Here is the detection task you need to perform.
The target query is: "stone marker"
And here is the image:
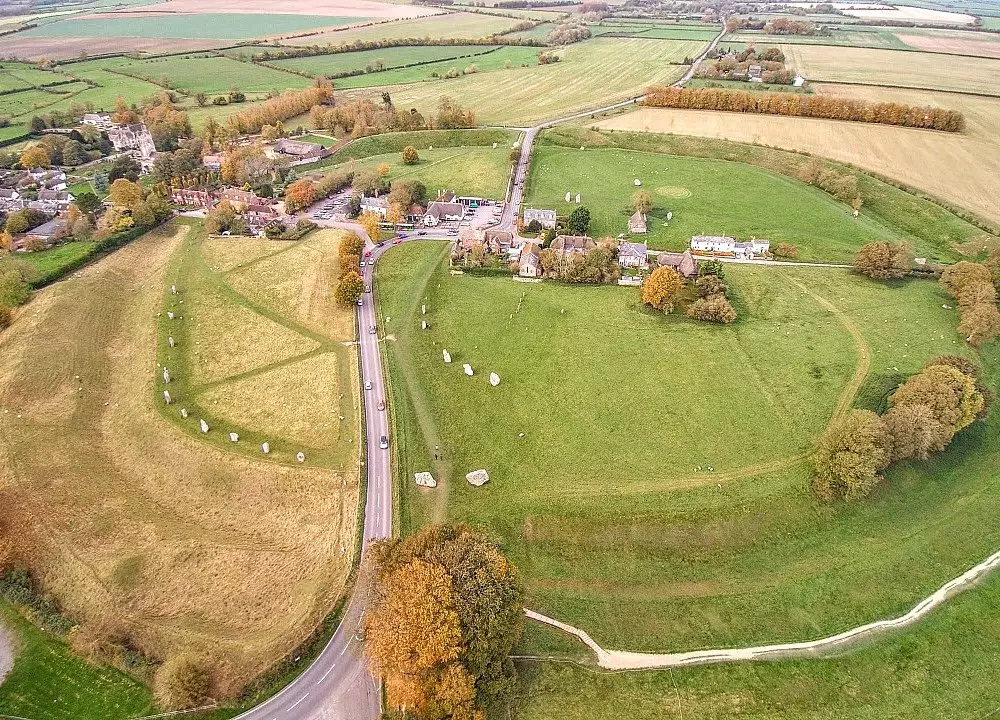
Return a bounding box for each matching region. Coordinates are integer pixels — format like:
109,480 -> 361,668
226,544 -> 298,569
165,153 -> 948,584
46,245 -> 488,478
443,349 -> 452,363
492,142 -> 498,149
666,211 -> 673,222
180,408 -> 188,419
163,390 -> 172,405
463,364 -> 474,376
167,311 -> 174,320
466,469 -> 490,487
168,336 -> 175,348
422,304 -> 426,315
199,419 -> 209,433
171,284 -> 177,295
163,368 -> 171,384
489,372 -> 501,387
575,193 -> 581,204
229,432 -> 239,442
634,179 -> 642,186
262,442 -> 270,454
414,471 -> 437,488
296,452 -> 306,463
565,191 -> 571,203
421,320 -> 428,330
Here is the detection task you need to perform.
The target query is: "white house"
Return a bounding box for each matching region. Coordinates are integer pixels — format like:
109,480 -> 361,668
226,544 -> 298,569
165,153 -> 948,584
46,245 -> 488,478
690,236 -> 769,259
518,243 -> 541,278
360,195 -> 389,218
523,208 -> 556,229
423,201 -> 465,226
618,241 -> 648,270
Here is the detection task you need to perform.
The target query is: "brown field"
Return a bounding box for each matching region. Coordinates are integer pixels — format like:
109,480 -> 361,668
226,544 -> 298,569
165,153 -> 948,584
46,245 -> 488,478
108,0 -> 437,18
897,30 -> 1000,59
283,11 -> 513,45
0,36 -> 226,60
782,44 -> 1000,96
0,223 -> 360,696
593,104 -> 1000,226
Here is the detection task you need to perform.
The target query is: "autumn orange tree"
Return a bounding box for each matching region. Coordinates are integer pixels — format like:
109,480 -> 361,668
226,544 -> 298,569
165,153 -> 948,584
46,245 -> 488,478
19,144 -> 49,169
641,266 -> 683,313
364,524 -> 524,720
283,179 -> 316,214
357,210 -> 382,242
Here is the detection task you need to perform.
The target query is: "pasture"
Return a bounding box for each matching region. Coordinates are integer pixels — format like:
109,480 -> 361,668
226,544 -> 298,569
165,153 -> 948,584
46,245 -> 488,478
895,27 -> 1000,58
269,44 -> 496,77
781,44 -> 1000,96
0,221 -> 360,696
353,37 -> 703,125
525,146 -> 896,262
377,240 -> 1000,661
108,54 -> 313,95
728,26 -> 910,49
281,12 -> 516,45
594,99 -> 1000,227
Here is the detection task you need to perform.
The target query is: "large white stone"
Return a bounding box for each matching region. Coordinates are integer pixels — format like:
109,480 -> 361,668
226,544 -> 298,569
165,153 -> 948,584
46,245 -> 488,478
463,364 -> 474,376
443,349 -> 452,363
414,471 -> 437,488
489,372 -> 501,387
296,452 -> 306,463
262,442 -> 270,454
466,469 -> 490,487
163,390 -> 172,405
229,432 -> 239,442
199,419 -> 209,433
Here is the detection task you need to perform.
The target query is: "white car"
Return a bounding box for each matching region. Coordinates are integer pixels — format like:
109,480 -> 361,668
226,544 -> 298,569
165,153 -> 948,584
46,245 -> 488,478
379,435 -> 389,449
357,298 -> 363,306
365,381 -> 372,391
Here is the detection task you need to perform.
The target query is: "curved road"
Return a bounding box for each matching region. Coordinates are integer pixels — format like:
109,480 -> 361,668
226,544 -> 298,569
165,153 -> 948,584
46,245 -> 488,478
236,20 -> 728,720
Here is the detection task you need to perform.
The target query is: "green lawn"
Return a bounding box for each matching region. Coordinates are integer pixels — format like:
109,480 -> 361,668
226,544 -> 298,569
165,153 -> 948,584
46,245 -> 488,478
0,84 -> 90,119
21,13 -> 366,40
269,44 -> 496,77
378,240 -> 1000,667
0,603 -> 154,720
300,128 -> 518,170
728,26 -> 911,49
19,242 -> 97,278
108,54 -> 313,95
525,145 -> 894,262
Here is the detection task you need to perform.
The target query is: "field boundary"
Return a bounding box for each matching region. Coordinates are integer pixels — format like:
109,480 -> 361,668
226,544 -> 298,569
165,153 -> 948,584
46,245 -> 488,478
525,543 -> 1000,670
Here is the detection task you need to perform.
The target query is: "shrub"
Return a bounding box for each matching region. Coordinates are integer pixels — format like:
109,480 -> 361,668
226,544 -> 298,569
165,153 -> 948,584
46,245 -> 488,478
686,295 -> 737,324
853,241 -> 911,280
0,304 -> 11,330
401,145 -> 419,165
526,219 -> 542,234
154,654 -> 213,709
773,242 -> 799,259
811,409 -> 891,502
695,274 -> 727,298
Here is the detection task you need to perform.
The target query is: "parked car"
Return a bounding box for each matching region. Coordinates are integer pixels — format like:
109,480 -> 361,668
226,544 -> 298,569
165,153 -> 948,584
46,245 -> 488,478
392,238 -> 402,245
365,380 -> 372,391
377,400 -> 385,411
357,298 -> 363,306
379,435 -> 389,449
370,325 -> 376,334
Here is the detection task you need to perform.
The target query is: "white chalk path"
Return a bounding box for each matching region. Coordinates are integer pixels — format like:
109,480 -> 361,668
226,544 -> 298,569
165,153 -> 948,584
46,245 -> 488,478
526,546 -> 1000,670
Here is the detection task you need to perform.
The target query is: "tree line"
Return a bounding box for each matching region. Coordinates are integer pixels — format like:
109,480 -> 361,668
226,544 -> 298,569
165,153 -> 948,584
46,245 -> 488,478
223,83 -> 333,136
249,35 -> 546,63
642,86 -> 966,132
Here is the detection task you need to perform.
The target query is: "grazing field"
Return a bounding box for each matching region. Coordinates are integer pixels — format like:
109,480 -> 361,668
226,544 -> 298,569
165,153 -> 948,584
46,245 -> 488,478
18,241 -> 97,279
593,103 -> 1000,227
378,241 -> 1000,659
527,146 -> 897,261
728,26 -> 909,49
107,54 -> 313,95
896,28 -> 1000,58
269,44 -> 495,77
20,13 -> 364,40
0,603 -> 155,720
782,45 -> 1000,96
305,127 -> 517,168
352,38 -> 702,125
0,86 -> 89,119
282,12 -> 516,45
0,221 -> 360,697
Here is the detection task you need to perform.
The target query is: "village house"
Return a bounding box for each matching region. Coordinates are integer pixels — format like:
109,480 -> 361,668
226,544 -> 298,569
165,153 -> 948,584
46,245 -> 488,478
628,210 -> 647,234
216,187 -> 257,212
522,208 -> 556,229
0,188 -> 21,210
202,154 -> 223,172
27,168 -> 68,191
272,138 -> 331,162
423,200 -> 465,227
618,241 -> 649,270
36,189 -> 74,212
106,123 -> 157,171
658,249 -> 698,278
748,64 -> 763,82
171,188 -> 214,210
13,217 -> 69,252
550,235 -> 596,259
691,235 -> 769,259
459,227 -> 514,255
360,195 -> 389,218
246,202 -> 279,234
406,202 -> 425,224
81,113 -> 112,129
518,242 -> 541,278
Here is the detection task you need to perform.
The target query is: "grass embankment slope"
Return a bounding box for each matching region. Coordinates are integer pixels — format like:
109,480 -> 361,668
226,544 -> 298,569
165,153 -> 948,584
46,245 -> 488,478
539,127 -> 998,257
0,222 -> 360,698
378,241 -> 1000,670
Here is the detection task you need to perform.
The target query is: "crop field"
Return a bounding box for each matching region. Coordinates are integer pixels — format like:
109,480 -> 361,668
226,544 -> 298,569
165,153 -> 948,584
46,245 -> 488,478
781,45 -> 1000,96
594,100 -> 1000,227
352,38 -> 704,125
330,46 -> 543,89
116,0 -> 434,17
269,44 -> 495,77
378,240 -> 1000,661
0,36 -> 228,61
282,12 -> 516,45
525,146 -> 898,262
0,221 -> 360,695
106,54 -> 313,95
895,27 -> 1000,58
729,26 -> 910,49
20,13 -> 366,40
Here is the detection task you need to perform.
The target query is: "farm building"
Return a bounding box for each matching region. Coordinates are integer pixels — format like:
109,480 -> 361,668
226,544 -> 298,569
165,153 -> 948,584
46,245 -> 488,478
618,241 -> 649,270
272,138 -> 330,162
658,250 -> 698,278
523,208 -> 557,229
518,243 -> 541,278
550,235 -> 596,258
691,235 -> 769,259
628,210 -> 647,234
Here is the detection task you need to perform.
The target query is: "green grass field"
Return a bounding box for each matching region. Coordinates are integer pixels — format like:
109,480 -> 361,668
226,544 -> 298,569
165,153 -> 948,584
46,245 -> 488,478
351,37 -> 704,125
728,26 -> 911,49
0,84 -> 90,119
269,44 -> 495,77
378,240 -> 1000,666
108,54 -> 313,95
301,127 -> 518,169
19,242 -> 97,278
21,13 -> 365,40
0,603 -> 155,720
525,146 -> 895,262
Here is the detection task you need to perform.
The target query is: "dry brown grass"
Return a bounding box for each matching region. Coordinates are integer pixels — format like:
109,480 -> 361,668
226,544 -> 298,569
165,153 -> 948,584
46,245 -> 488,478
593,104 -> 1000,226
0,222 -> 359,696
198,352 -> 346,448
109,0 -> 436,18
200,237 -> 291,273
782,44 -> 1000,96
897,30 -> 1000,59
0,36 -> 226,60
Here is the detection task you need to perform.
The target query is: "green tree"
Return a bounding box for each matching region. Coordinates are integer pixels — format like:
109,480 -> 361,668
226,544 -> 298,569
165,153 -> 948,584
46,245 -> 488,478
630,190 -> 652,215
75,191 -> 102,217
640,266 -> 683,313
108,179 -> 144,209
402,145 -> 420,165
334,270 -> 365,306
567,206 -> 590,235
686,295 -> 737,324
889,363 -> 984,438
811,409 -> 891,502
698,259 -> 725,279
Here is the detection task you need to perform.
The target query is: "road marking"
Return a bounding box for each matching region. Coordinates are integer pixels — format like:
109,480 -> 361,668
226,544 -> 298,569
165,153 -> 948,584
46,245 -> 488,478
287,693 -> 309,711
317,663 -> 336,684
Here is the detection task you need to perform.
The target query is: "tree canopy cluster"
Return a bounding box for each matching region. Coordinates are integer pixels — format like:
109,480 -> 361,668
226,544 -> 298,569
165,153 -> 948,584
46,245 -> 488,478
643,86 -> 965,132
812,356 -> 990,501
334,231 -> 366,306
940,261 -> 1000,347
853,241 -> 912,280
364,524 -> 524,720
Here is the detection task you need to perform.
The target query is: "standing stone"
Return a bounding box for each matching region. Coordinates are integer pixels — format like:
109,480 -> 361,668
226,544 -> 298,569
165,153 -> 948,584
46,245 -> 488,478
421,320 -> 428,330
180,408 -> 188,419
168,336 -> 175,348
414,472 -> 437,488
296,452 -> 306,463
575,193 -> 581,204
565,191 -> 571,202
262,442 -> 270,454
666,211 -> 673,222
171,284 -> 177,295
229,432 -> 239,442
422,304 -> 426,315
162,368 -> 171,384
489,372 -> 501,387
463,364 -> 474,376
167,311 -> 174,320
466,469 -> 490,487
443,349 -> 452,363
199,419 -> 209,433
163,390 -> 172,405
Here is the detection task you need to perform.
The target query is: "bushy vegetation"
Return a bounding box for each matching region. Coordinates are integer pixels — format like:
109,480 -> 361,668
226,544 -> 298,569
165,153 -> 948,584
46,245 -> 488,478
642,86 -> 966,132
940,261 -> 1000,347
853,240 -> 912,279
